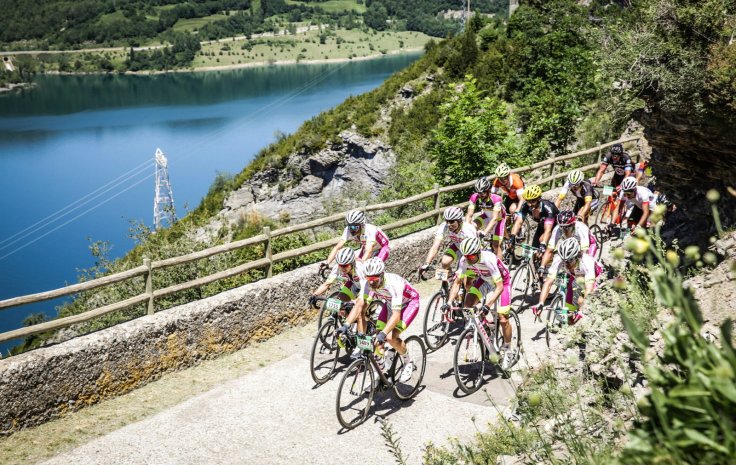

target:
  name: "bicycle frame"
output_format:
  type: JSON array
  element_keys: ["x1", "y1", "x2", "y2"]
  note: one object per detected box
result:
[{"x1": 463, "y1": 307, "x2": 498, "y2": 356}]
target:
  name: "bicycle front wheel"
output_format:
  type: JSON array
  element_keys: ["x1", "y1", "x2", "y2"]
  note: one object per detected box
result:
[
  {"x1": 510, "y1": 263, "x2": 533, "y2": 313},
  {"x1": 309, "y1": 320, "x2": 340, "y2": 385},
  {"x1": 453, "y1": 327, "x2": 487, "y2": 395},
  {"x1": 590, "y1": 224, "x2": 605, "y2": 261},
  {"x1": 336, "y1": 357, "x2": 374, "y2": 430},
  {"x1": 423, "y1": 291, "x2": 449, "y2": 351},
  {"x1": 495, "y1": 310, "x2": 521, "y2": 375},
  {"x1": 545, "y1": 295, "x2": 565, "y2": 348},
  {"x1": 393, "y1": 335, "x2": 427, "y2": 400},
  {"x1": 317, "y1": 291, "x2": 341, "y2": 330}
]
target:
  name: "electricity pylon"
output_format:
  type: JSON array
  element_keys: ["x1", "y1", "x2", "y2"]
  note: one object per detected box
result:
[{"x1": 153, "y1": 148, "x2": 176, "y2": 229}]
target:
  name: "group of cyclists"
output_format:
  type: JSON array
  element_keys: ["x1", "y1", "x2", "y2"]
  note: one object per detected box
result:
[{"x1": 308, "y1": 142, "x2": 667, "y2": 400}]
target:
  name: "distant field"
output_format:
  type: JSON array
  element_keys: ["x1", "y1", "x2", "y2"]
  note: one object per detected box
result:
[
  {"x1": 172, "y1": 13, "x2": 232, "y2": 32},
  {"x1": 285, "y1": 0, "x2": 366, "y2": 13},
  {"x1": 193, "y1": 28, "x2": 429, "y2": 68}
]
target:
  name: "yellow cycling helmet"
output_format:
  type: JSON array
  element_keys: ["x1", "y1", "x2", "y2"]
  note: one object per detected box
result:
[
  {"x1": 522, "y1": 184, "x2": 543, "y2": 200},
  {"x1": 495, "y1": 163, "x2": 510, "y2": 178}
]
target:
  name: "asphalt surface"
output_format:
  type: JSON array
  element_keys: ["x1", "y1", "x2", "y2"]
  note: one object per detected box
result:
[{"x1": 39, "y1": 278, "x2": 553, "y2": 465}]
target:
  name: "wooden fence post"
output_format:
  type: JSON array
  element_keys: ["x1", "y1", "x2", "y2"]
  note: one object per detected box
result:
[
  {"x1": 433, "y1": 183, "x2": 442, "y2": 225},
  {"x1": 548, "y1": 158, "x2": 557, "y2": 189},
  {"x1": 596, "y1": 141, "x2": 603, "y2": 164},
  {"x1": 144, "y1": 257, "x2": 154, "y2": 315},
  {"x1": 263, "y1": 226, "x2": 273, "y2": 278}
]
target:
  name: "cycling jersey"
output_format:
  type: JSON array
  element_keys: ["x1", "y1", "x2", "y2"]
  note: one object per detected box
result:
[
  {"x1": 518, "y1": 199, "x2": 558, "y2": 224},
  {"x1": 618, "y1": 185, "x2": 657, "y2": 210},
  {"x1": 601, "y1": 152, "x2": 633, "y2": 176},
  {"x1": 492, "y1": 174, "x2": 525, "y2": 200},
  {"x1": 325, "y1": 261, "x2": 366, "y2": 299},
  {"x1": 361, "y1": 272, "x2": 420, "y2": 332},
  {"x1": 558, "y1": 180, "x2": 598, "y2": 202},
  {"x1": 548, "y1": 222, "x2": 597, "y2": 256},
  {"x1": 547, "y1": 253, "x2": 602, "y2": 285},
  {"x1": 468, "y1": 192, "x2": 506, "y2": 216},
  {"x1": 434, "y1": 221, "x2": 478, "y2": 245},
  {"x1": 457, "y1": 250, "x2": 511, "y2": 314},
  {"x1": 637, "y1": 160, "x2": 652, "y2": 177},
  {"x1": 341, "y1": 223, "x2": 390, "y2": 261}
]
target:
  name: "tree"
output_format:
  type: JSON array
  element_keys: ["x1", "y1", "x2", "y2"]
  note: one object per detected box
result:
[{"x1": 364, "y1": 3, "x2": 388, "y2": 31}]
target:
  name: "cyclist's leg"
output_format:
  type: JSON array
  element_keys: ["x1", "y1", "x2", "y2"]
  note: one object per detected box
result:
[
  {"x1": 443, "y1": 244, "x2": 459, "y2": 270},
  {"x1": 587, "y1": 231, "x2": 598, "y2": 258},
  {"x1": 492, "y1": 277, "x2": 513, "y2": 344},
  {"x1": 493, "y1": 216, "x2": 506, "y2": 257},
  {"x1": 465, "y1": 277, "x2": 483, "y2": 308},
  {"x1": 376, "y1": 244, "x2": 390, "y2": 262},
  {"x1": 531, "y1": 222, "x2": 544, "y2": 249},
  {"x1": 565, "y1": 276, "x2": 577, "y2": 312},
  {"x1": 628, "y1": 205, "x2": 644, "y2": 229}
]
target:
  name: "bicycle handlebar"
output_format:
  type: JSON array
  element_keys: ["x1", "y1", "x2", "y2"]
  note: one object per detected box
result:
[
  {"x1": 417, "y1": 264, "x2": 436, "y2": 281},
  {"x1": 318, "y1": 262, "x2": 330, "y2": 279}
]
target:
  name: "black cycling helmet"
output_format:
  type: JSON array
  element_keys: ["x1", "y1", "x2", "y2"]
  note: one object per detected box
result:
[
  {"x1": 610, "y1": 143, "x2": 623, "y2": 155},
  {"x1": 557, "y1": 210, "x2": 576, "y2": 227}
]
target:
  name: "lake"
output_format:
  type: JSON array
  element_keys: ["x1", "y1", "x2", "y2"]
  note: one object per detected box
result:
[{"x1": 0, "y1": 53, "x2": 421, "y2": 353}]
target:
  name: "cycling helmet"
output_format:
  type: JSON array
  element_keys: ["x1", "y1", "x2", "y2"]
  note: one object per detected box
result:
[
  {"x1": 656, "y1": 192, "x2": 670, "y2": 206},
  {"x1": 443, "y1": 206, "x2": 464, "y2": 222},
  {"x1": 558, "y1": 237, "x2": 581, "y2": 261},
  {"x1": 474, "y1": 177, "x2": 491, "y2": 193},
  {"x1": 335, "y1": 247, "x2": 356, "y2": 266},
  {"x1": 557, "y1": 210, "x2": 576, "y2": 227},
  {"x1": 459, "y1": 237, "x2": 482, "y2": 256},
  {"x1": 567, "y1": 169, "x2": 584, "y2": 186},
  {"x1": 363, "y1": 257, "x2": 385, "y2": 276},
  {"x1": 621, "y1": 176, "x2": 638, "y2": 192},
  {"x1": 522, "y1": 184, "x2": 543, "y2": 201},
  {"x1": 345, "y1": 209, "x2": 366, "y2": 225},
  {"x1": 495, "y1": 163, "x2": 510, "y2": 178},
  {"x1": 610, "y1": 143, "x2": 623, "y2": 155}
]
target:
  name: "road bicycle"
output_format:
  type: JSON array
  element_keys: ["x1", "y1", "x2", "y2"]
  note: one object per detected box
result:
[
  {"x1": 309, "y1": 297, "x2": 381, "y2": 385},
  {"x1": 419, "y1": 265, "x2": 467, "y2": 351},
  {"x1": 591, "y1": 185, "x2": 624, "y2": 242},
  {"x1": 453, "y1": 303, "x2": 521, "y2": 394},
  {"x1": 509, "y1": 243, "x2": 545, "y2": 314},
  {"x1": 335, "y1": 329, "x2": 427, "y2": 430},
  {"x1": 541, "y1": 271, "x2": 578, "y2": 348}
]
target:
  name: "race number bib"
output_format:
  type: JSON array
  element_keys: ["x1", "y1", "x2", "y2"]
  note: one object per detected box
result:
[{"x1": 325, "y1": 298, "x2": 342, "y2": 314}]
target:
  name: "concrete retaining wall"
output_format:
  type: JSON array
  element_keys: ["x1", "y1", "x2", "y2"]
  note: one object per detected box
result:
[{"x1": 0, "y1": 228, "x2": 434, "y2": 434}]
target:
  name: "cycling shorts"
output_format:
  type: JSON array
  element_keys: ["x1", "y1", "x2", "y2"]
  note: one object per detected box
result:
[
  {"x1": 468, "y1": 275, "x2": 511, "y2": 315},
  {"x1": 375, "y1": 297, "x2": 420, "y2": 333},
  {"x1": 476, "y1": 212, "x2": 506, "y2": 241},
  {"x1": 360, "y1": 243, "x2": 390, "y2": 262}
]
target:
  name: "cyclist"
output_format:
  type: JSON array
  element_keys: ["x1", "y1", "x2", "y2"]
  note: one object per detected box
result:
[
  {"x1": 339, "y1": 258, "x2": 420, "y2": 382},
  {"x1": 540, "y1": 210, "x2": 597, "y2": 277},
  {"x1": 491, "y1": 163, "x2": 526, "y2": 215},
  {"x1": 555, "y1": 169, "x2": 599, "y2": 224},
  {"x1": 618, "y1": 176, "x2": 657, "y2": 231},
  {"x1": 532, "y1": 237, "x2": 602, "y2": 323},
  {"x1": 510, "y1": 185, "x2": 558, "y2": 255},
  {"x1": 420, "y1": 206, "x2": 478, "y2": 276},
  {"x1": 635, "y1": 159, "x2": 652, "y2": 185},
  {"x1": 591, "y1": 143, "x2": 633, "y2": 188},
  {"x1": 324, "y1": 209, "x2": 390, "y2": 267},
  {"x1": 446, "y1": 237, "x2": 514, "y2": 369},
  {"x1": 309, "y1": 247, "x2": 364, "y2": 307},
  {"x1": 465, "y1": 177, "x2": 506, "y2": 257}
]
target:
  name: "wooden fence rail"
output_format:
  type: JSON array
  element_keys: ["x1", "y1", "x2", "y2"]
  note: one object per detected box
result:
[{"x1": 0, "y1": 136, "x2": 642, "y2": 345}]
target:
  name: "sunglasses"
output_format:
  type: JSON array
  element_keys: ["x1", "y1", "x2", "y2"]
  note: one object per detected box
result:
[
  {"x1": 623, "y1": 191, "x2": 636, "y2": 197},
  {"x1": 447, "y1": 219, "x2": 461, "y2": 224},
  {"x1": 464, "y1": 253, "x2": 479, "y2": 262},
  {"x1": 561, "y1": 224, "x2": 575, "y2": 231},
  {"x1": 365, "y1": 275, "x2": 381, "y2": 282},
  {"x1": 338, "y1": 263, "x2": 352, "y2": 269},
  {"x1": 348, "y1": 224, "x2": 361, "y2": 231},
  {"x1": 527, "y1": 200, "x2": 540, "y2": 207}
]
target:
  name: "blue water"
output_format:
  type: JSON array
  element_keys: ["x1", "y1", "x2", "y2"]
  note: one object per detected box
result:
[{"x1": 0, "y1": 53, "x2": 421, "y2": 353}]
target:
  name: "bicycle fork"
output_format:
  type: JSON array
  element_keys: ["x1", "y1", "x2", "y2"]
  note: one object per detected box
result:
[{"x1": 463, "y1": 317, "x2": 497, "y2": 362}]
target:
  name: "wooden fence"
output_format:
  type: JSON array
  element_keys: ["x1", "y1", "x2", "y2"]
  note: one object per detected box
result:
[{"x1": 0, "y1": 136, "x2": 642, "y2": 345}]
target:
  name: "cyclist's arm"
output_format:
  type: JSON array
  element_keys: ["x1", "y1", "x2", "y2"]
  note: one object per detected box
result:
[
  {"x1": 592, "y1": 163, "x2": 607, "y2": 185},
  {"x1": 540, "y1": 221, "x2": 555, "y2": 248},
  {"x1": 577, "y1": 197, "x2": 593, "y2": 219},
  {"x1": 484, "y1": 275, "x2": 504, "y2": 307},
  {"x1": 447, "y1": 263, "x2": 466, "y2": 304},
  {"x1": 510, "y1": 212, "x2": 524, "y2": 236},
  {"x1": 540, "y1": 247, "x2": 554, "y2": 267},
  {"x1": 360, "y1": 241, "x2": 376, "y2": 262},
  {"x1": 465, "y1": 202, "x2": 476, "y2": 224},
  {"x1": 635, "y1": 169, "x2": 644, "y2": 183},
  {"x1": 381, "y1": 302, "x2": 403, "y2": 335},
  {"x1": 482, "y1": 208, "x2": 502, "y2": 235},
  {"x1": 537, "y1": 277, "x2": 554, "y2": 307},
  {"x1": 425, "y1": 235, "x2": 444, "y2": 266},
  {"x1": 345, "y1": 294, "x2": 366, "y2": 326},
  {"x1": 637, "y1": 202, "x2": 650, "y2": 229},
  {"x1": 326, "y1": 238, "x2": 347, "y2": 265}
]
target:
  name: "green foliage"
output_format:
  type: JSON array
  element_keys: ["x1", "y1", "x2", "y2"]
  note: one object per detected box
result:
[{"x1": 429, "y1": 75, "x2": 521, "y2": 188}]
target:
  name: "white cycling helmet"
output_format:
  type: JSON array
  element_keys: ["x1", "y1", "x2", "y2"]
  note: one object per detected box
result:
[
  {"x1": 443, "y1": 206, "x2": 464, "y2": 222},
  {"x1": 567, "y1": 169, "x2": 584, "y2": 186},
  {"x1": 459, "y1": 237, "x2": 482, "y2": 256},
  {"x1": 363, "y1": 257, "x2": 385, "y2": 276},
  {"x1": 335, "y1": 247, "x2": 356, "y2": 266},
  {"x1": 495, "y1": 163, "x2": 510, "y2": 178},
  {"x1": 621, "y1": 176, "x2": 638, "y2": 192},
  {"x1": 558, "y1": 237, "x2": 581, "y2": 261},
  {"x1": 474, "y1": 177, "x2": 491, "y2": 193},
  {"x1": 345, "y1": 209, "x2": 366, "y2": 225}
]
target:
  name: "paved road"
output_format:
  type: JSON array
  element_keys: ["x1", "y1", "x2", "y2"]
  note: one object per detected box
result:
[{"x1": 40, "y1": 279, "x2": 550, "y2": 465}]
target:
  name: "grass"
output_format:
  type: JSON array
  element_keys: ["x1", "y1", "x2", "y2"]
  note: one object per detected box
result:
[
  {"x1": 285, "y1": 0, "x2": 367, "y2": 13},
  {"x1": 193, "y1": 28, "x2": 430, "y2": 68},
  {"x1": 172, "y1": 13, "x2": 234, "y2": 33}
]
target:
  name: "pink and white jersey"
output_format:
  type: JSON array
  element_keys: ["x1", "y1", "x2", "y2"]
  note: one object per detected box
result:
[
  {"x1": 341, "y1": 223, "x2": 390, "y2": 249},
  {"x1": 618, "y1": 186, "x2": 656, "y2": 210},
  {"x1": 548, "y1": 253, "x2": 602, "y2": 284},
  {"x1": 326, "y1": 260, "x2": 365, "y2": 285},
  {"x1": 360, "y1": 272, "x2": 419, "y2": 310},
  {"x1": 434, "y1": 221, "x2": 478, "y2": 245},
  {"x1": 468, "y1": 192, "x2": 506, "y2": 217},
  {"x1": 457, "y1": 250, "x2": 509, "y2": 284},
  {"x1": 549, "y1": 222, "x2": 592, "y2": 251}
]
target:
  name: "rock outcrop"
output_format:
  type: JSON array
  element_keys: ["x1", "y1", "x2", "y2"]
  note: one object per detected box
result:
[{"x1": 221, "y1": 131, "x2": 395, "y2": 225}]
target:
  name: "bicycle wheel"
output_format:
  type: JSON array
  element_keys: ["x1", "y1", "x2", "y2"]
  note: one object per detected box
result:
[
  {"x1": 510, "y1": 263, "x2": 533, "y2": 313},
  {"x1": 317, "y1": 291, "x2": 341, "y2": 330},
  {"x1": 423, "y1": 291, "x2": 449, "y2": 351},
  {"x1": 336, "y1": 357, "x2": 374, "y2": 430},
  {"x1": 309, "y1": 321, "x2": 340, "y2": 384},
  {"x1": 453, "y1": 326, "x2": 487, "y2": 395},
  {"x1": 495, "y1": 310, "x2": 522, "y2": 374},
  {"x1": 393, "y1": 335, "x2": 427, "y2": 400},
  {"x1": 589, "y1": 224, "x2": 605, "y2": 261},
  {"x1": 545, "y1": 295, "x2": 565, "y2": 348}
]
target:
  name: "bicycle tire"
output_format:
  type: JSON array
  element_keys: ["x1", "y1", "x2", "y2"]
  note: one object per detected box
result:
[
  {"x1": 589, "y1": 224, "x2": 605, "y2": 261},
  {"x1": 423, "y1": 291, "x2": 449, "y2": 351},
  {"x1": 317, "y1": 291, "x2": 342, "y2": 330},
  {"x1": 336, "y1": 357, "x2": 374, "y2": 430},
  {"x1": 510, "y1": 263, "x2": 533, "y2": 313},
  {"x1": 310, "y1": 320, "x2": 340, "y2": 384},
  {"x1": 545, "y1": 295, "x2": 565, "y2": 348},
  {"x1": 453, "y1": 326, "x2": 487, "y2": 395},
  {"x1": 496, "y1": 309, "x2": 521, "y2": 376},
  {"x1": 594, "y1": 198, "x2": 610, "y2": 227},
  {"x1": 393, "y1": 335, "x2": 427, "y2": 400}
]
